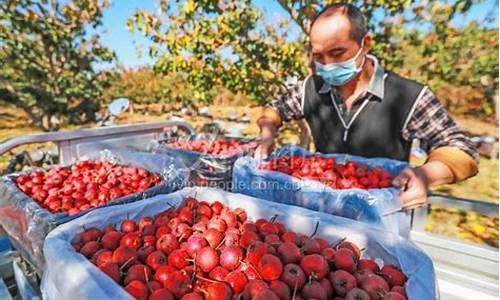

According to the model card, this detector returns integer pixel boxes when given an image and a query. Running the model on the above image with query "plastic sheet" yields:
[153,133,258,190]
[232,145,411,237]
[0,149,189,272]
[41,187,437,300]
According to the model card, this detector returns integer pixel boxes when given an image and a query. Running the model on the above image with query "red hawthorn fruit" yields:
[80,227,102,244]
[281,231,300,245]
[162,271,192,298]
[269,280,291,299]
[148,281,163,291]
[277,242,302,264]
[220,245,243,270]
[253,289,280,300]
[186,235,208,258]
[333,248,357,273]
[80,241,102,258]
[300,254,329,280]
[320,277,334,299]
[209,266,230,281]
[280,263,307,290]
[239,231,260,249]
[120,232,142,250]
[380,265,407,287]
[383,291,407,300]
[204,228,224,248]
[113,246,138,267]
[390,286,407,298]
[101,231,123,250]
[180,293,204,300]
[301,239,321,255]
[99,262,120,283]
[225,270,248,294]
[360,274,390,300]
[345,288,371,300]
[358,259,380,273]
[301,280,327,300]
[245,241,267,266]
[156,234,179,255]
[148,288,174,300]
[167,249,190,269]
[321,247,336,266]
[145,251,166,271]
[124,280,149,300]
[124,264,152,285]
[197,246,219,273]
[205,282,232,300]
[329,270,357,297]
[154,265,177,284]
[257,254,283,281]
[121,219,137,233]
[94,250,113,267]
[241,280,269,300]
[354,269,375,284]
[338,241,361,260]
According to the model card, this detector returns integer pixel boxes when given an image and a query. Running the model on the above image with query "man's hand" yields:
[254,138,273,159]
[392,160,455,210]
[255,118,279,159]
[392,167,429,210]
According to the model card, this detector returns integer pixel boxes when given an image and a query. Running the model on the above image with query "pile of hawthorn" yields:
[73,198,408,300]
[259,156,394,190]
[166,139,257,157]
[14,160,161,215]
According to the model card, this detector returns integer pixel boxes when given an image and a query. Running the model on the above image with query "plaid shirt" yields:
[268,56,479,161]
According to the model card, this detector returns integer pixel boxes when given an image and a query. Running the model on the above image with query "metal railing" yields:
[0,121,194,164]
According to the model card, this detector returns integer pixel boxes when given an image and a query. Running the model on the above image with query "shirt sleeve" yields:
[402,87,479,162]
[265,80,305,122]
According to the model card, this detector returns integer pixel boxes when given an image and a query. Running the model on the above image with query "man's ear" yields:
[362,34,372,54]
[307,51,316,76]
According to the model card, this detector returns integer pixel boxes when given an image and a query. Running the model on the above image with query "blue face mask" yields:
[314,44,365,86]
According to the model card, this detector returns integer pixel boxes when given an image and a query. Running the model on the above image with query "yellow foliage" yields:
[183,0,196,14]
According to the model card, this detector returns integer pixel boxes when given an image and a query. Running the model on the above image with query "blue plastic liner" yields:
[0,149,189,272]
[41,187,437,300]
[232,145,411,237]
[0,238,10,252]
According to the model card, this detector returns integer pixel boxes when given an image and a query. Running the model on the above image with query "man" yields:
[256,3,478,210]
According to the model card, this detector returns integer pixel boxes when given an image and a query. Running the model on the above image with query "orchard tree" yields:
[129,0,308,104]
[0,0,115,131]
[103,68,195,106]
[379,1,499,115]
[130,0,496,115]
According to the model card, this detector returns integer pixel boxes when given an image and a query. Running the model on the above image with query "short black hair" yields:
[311,3,367,44]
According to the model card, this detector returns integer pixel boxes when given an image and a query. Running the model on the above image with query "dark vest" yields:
[302,71,424,161]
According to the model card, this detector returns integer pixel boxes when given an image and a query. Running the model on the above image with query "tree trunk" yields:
[41,114,51,132]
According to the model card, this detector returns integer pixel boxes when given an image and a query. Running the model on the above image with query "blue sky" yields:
[97,0,499,68]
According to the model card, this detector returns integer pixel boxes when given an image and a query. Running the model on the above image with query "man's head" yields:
[310,3,371,66]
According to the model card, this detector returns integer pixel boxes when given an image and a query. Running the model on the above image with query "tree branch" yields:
[275,0,309,35]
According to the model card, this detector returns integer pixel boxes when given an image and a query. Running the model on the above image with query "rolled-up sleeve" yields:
[266,80,305,122]
[403,87,479,182]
